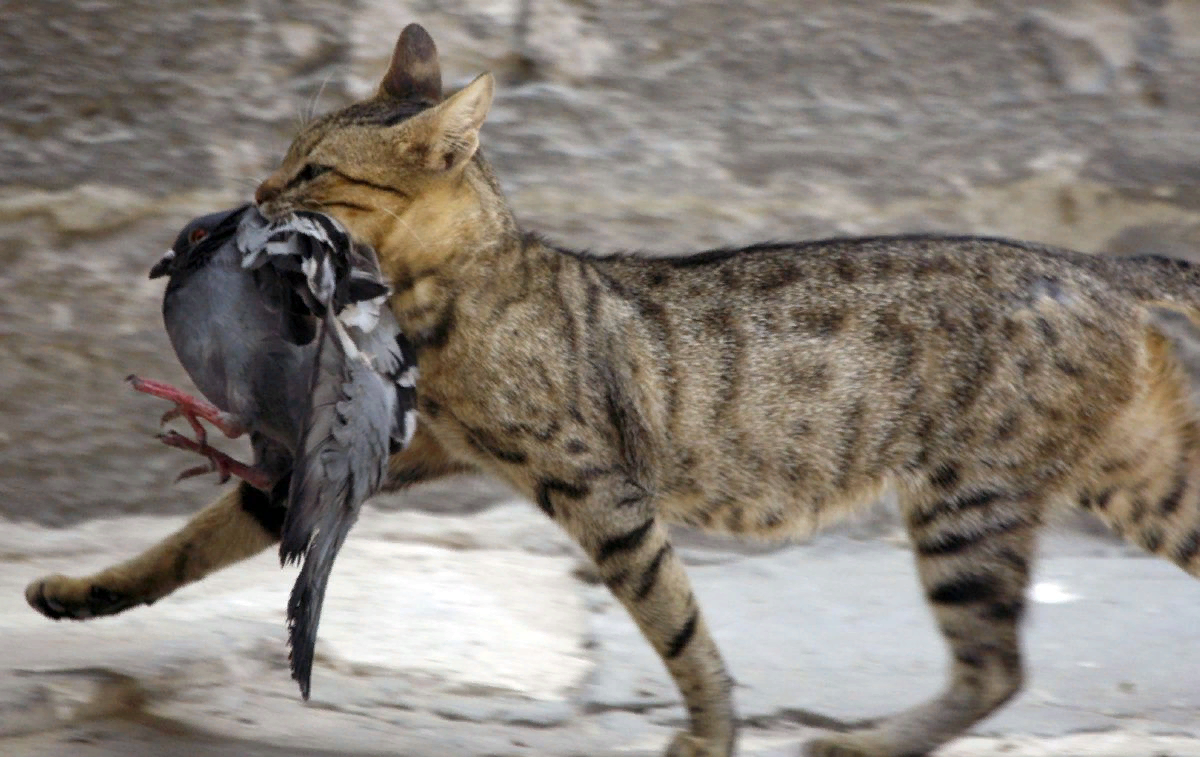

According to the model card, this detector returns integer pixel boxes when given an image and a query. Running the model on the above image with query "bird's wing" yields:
[278,308,396,699]
[236,208,421,699]
[320,237,419,450]
[341,272,420,451]
[239,213,416,448]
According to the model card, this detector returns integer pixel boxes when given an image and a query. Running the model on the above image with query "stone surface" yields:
[5,1,1200,523]
[3,507,1200,756]
[0,504,591,749]
[584,533,1200,736]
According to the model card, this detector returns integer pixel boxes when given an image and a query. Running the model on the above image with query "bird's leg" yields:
[157,431,274,491]
[127,375,246,441]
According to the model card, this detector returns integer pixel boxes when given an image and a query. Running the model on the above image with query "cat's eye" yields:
[290,163,332,187]
[188,228,207,244]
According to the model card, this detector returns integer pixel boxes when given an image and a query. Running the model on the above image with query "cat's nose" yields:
[254,181,279,207]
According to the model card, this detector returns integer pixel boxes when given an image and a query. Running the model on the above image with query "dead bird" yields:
[132,205,418,697]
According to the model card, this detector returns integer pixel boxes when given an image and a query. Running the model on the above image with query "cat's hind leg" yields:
[804,486,1038,757]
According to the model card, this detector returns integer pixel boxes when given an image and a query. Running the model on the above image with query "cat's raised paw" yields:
[25,575,140,620]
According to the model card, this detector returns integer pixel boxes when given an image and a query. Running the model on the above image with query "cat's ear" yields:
[409,73,494,173]
[379,23,442,103]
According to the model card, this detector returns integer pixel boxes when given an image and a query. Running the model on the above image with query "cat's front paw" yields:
[25,574,140,620]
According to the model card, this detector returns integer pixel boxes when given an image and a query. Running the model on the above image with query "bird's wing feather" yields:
[279,310,394,698]
[344,302,420,450]
[234,207,420,699]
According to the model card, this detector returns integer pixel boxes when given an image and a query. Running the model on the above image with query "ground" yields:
[2,499,1199,756]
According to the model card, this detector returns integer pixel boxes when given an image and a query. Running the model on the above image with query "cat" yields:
[28,22,1200,757]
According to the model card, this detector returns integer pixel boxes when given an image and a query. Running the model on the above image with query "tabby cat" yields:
[27,23,1200,757]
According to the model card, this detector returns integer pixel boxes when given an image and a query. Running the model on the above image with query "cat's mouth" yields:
[258,199,372,228]
[254,199,293,223]
[254,192,314,224]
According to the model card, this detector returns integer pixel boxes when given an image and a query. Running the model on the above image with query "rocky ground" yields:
[3,495,1199,756]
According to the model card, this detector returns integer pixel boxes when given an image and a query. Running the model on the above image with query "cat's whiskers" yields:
[374,204,430,256]
[307,72,335,124]
[304,200,429,256]
[232,175,267,193]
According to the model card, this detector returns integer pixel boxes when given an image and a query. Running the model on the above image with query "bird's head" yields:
[150,204,252,279]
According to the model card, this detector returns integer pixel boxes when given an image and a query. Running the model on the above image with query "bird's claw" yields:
[128,375,244,440]
[159,406,209,445]
[173,460,232,485]
[155,431,271,491]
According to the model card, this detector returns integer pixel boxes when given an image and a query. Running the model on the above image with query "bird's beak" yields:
[149,249,176,279]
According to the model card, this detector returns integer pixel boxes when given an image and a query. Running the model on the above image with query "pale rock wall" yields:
[4,0,1200,524]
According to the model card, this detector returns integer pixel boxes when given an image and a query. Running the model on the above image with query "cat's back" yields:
[579,235,1148,535]
[590,234,1145,370]
[593,234,1129,313]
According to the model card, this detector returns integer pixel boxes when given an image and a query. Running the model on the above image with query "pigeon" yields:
[131,204,307,491]
[132,205,419,698]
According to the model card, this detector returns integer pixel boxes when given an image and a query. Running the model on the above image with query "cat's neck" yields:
[380,163,537,348]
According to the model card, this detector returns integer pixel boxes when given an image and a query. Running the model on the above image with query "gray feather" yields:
[153,205,419,698]
[281,310,394,698]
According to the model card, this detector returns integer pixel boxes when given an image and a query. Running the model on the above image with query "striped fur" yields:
[26,23,1200,757]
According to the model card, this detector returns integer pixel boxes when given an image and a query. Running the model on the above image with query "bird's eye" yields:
[291,163,331,187]
[189,228,208,245]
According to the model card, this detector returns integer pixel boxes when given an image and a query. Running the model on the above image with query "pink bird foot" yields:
[156,430,274,491]
[127,374,246,443]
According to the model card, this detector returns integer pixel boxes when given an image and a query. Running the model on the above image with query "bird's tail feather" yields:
[285,487,354,700]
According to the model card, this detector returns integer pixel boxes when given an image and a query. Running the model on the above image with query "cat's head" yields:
[254,24,499,274]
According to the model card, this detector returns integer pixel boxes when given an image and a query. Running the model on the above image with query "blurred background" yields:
[5,3,1200,756]
[4,0,1200,525]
